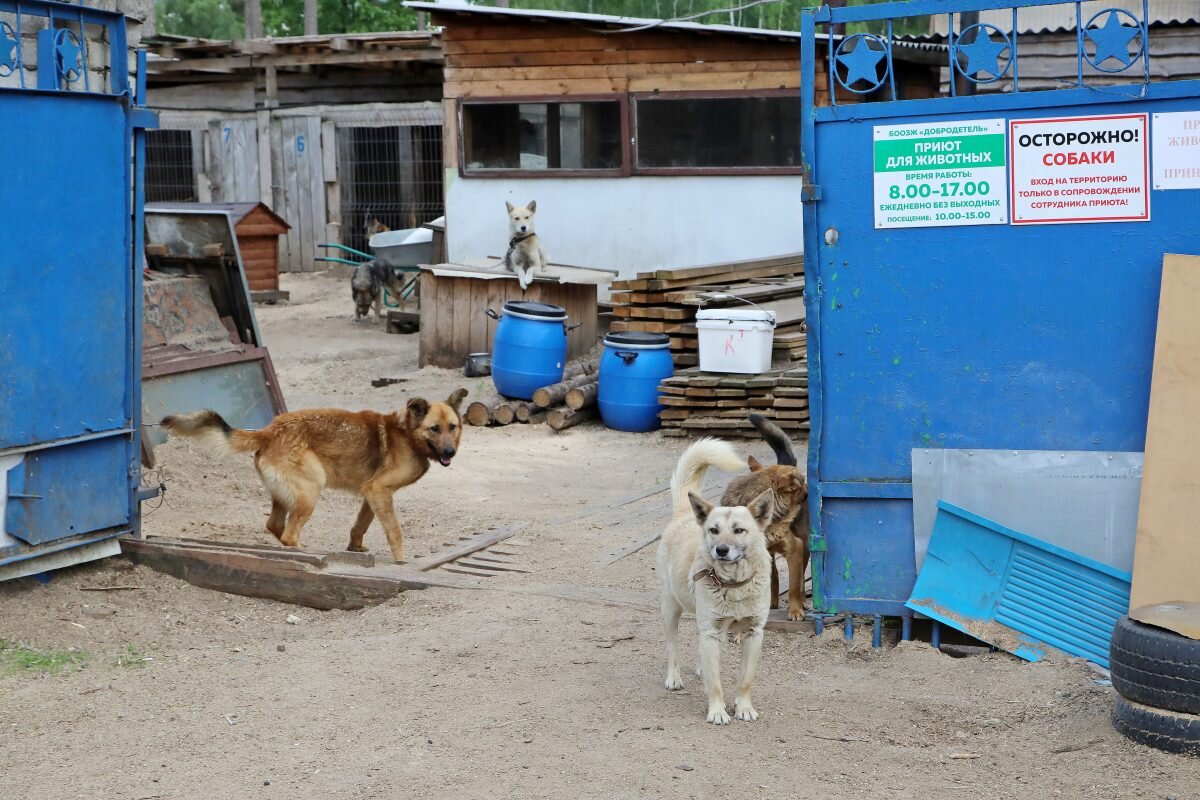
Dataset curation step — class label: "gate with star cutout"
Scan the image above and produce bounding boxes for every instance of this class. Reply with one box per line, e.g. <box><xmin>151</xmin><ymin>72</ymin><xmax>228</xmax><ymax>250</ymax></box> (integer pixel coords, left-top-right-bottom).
<box><xmin>799</xmin><ymin>0</ymin><xmax>1200</xmax><ymax>624</ymax></box>
<box><xmin>0</xmin><ymin>0</ymin><xmax>156</xmax><ymax>575</ymax></box>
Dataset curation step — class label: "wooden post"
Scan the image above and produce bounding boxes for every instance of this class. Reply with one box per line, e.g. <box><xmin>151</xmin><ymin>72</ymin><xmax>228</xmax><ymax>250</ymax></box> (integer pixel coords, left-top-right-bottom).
<box><xmin>493</xmin><ymin>402</ymin><xmax>517</xmax><ymax>426</ymax></box>
<box><xmin>532</xmin><ymin>374</ymin><xmax>598</xmax><ymax>409</ymax></box>
<box><xmin>244</xmin><ymin>0</ymin><xmax>263</xmax><ymax>38</ymax></box>
<box><xmin>565</xmin><ymin>381</ymin><xmax>600</xmax><ymax>411</ymax></box>
<box><xmin>547</xmin><ymin>406</ymin><xmax>598</xmax><ymax>432</ymax></box>
<box><xmin>304</xmin><ymin>0</ymin><xmax>318</xmax><ymax>35</ymax></box>
<box><xmin>466</xmin><ymin>394</ymin><xmax>506</xmax><ymax>426</ymax></box>
<box><xmin>561</xmin><ymin>357</ymin><xmax>600</xmax><ymax>380</ymax></box>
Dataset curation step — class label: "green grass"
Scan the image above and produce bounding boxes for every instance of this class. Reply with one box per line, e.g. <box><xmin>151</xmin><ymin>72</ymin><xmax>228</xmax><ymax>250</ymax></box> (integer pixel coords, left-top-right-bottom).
<box><xmin>115</xmin><ymin>642</ymin><xmax>153</xmax><ymax>669</ymax></box>
<box><xmin>0</xmin><ymin>640</ymin><xmax>88</xmax><ymax>675</ymax></box>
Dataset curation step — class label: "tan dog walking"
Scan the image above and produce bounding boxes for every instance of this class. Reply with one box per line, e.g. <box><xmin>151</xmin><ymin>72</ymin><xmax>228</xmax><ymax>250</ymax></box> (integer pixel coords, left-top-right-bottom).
<box><xmin>161</xmin><ymin>389</ymin><xmax>468</xmax><ymax>562</ymax></box>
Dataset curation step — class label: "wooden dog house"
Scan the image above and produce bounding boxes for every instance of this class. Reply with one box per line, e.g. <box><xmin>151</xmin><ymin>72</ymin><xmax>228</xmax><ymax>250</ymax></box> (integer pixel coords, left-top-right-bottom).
<box><xmin>148</xmin><ymin>202</ymin><xmax>290</xmax><ymax>292</ymax></box>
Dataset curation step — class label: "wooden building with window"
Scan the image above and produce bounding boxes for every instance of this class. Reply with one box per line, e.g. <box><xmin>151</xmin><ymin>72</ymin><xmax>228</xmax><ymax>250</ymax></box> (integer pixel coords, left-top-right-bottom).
<box><xmin>145</xmin><ymin>32</ymin><xmax>445</xmax><ymax>271</ymax></box>
<box><xmin>409</xmin><ymin>1</ymin><xmax>941</xmax><ymax>281</ymax></box>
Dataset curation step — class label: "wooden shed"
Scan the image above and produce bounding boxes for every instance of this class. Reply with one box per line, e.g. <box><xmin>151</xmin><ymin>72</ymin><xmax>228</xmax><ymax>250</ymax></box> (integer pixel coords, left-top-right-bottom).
<box><xmin>147</xmin><ymin>202</ymin><xmax>290</xmax><ymax>292</ymax></box>
<box><xmin>407</xmin><ymin>1</ymin><xmax>943</xmax><ymax>282</ymax></box>
<box><xmin>144</xmin><ymin>32</ymin><xmax>445</xmax><ymax>270</ymax></box>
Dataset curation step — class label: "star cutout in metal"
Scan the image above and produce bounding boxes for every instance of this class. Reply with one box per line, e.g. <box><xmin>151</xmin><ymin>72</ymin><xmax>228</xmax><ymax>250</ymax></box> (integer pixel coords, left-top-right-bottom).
<box><xmin>837</xmin><ymin>37</ymin><xmax>886</xmax><ymax>88</ymax></box>
<box><xmin>957</xmin><ymin>28</ymin><xmax>1009</xmax><ymax>79</ymax></box>
<box><xmin>56</xmin><ymin>33</ymin><xmax>83</xmax><ymax>82</ymax></box>
<box><xmin>1086</xmin><ymin>11</ymin><xmax>1140</xmax><ymax>69</ymax></box>
<box><xmin>0</xmin><ymin>24</ymin><xmax>17</xmax><ymax>74</ymax></box>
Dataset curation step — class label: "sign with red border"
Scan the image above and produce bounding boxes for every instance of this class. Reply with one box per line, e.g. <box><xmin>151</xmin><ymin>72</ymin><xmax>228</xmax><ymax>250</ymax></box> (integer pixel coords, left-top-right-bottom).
<box><xmin>1009</xmin><ymin>113</ymin><xmax>1149</xmax><ymax>225</ymax></box>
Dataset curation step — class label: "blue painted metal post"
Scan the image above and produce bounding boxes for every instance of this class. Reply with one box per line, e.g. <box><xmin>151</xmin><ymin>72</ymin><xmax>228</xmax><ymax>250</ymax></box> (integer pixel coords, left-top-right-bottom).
<box><xmin>1</xmin><ymin>0</ymin><xmax>155</xmax><ymax>574</ymax></box>
<box><xmin>872</xmin><ymin>615</ymin><xmax>883</xmax><ymax>648</ymax></box>
<box><xmin>931</xmin><ymin>621</ymin><xmax>942</xmax><ymax>650</ymax></box>
<box><xmin>843</xmin><ymin>615</ymin><xmax>854</xmax><ymax>641</ymax></box>
<box><xmin>901</xmin><ymin>615</ymin><xmax>913</xmax><ymax>642</ymax></box>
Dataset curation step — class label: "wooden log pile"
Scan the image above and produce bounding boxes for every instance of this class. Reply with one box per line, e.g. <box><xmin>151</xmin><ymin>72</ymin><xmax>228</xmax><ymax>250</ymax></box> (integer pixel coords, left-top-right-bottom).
<box><xmin>608</xmin><ymin>253</ymin><xmax>806</xmax><ymax>368</ymax></box>
<box><xmin>465</xmin><ymin>357</ymin><xmax>600</xmax><ymax>431</ymax></box>
<box><xmin>658</xmin><ymin>365</ymin><xmax>809</xmax><ymax>439</ymax></box>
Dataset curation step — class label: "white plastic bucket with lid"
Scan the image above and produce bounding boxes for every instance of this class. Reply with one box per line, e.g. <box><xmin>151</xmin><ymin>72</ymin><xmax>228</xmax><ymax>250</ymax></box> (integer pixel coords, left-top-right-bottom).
<box><xmin>695</xmin><ymin>308</ymin><xmax>777</xmax><ymax>374</ymax></box>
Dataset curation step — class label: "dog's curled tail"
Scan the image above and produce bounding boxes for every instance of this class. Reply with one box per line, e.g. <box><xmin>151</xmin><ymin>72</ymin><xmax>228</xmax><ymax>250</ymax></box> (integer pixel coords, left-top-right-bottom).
<box><xmin>749</xmin><ymin>413</ymin><xmax>798</xmax><ymax>467</ymax></box>
<box><xmin>160</xmin><ymin>410</ymin><xmax>264</xmax><ymax>458</ymax></box>
<box><xmin>670</xmin><ymin>437</ymin><xmax>744</xmax><ymax>514</ymax></box>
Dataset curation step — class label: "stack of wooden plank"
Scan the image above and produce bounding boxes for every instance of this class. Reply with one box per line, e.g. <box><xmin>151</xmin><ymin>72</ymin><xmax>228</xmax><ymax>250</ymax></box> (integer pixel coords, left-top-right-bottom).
<box><xmin>658</xmin><ymin>365</ymin><xmax>809</xmax><ymax>439</ymax></box>
<box><xmin>608</xmin><ymin>254</ymin><xmax>805</xmax><ymax>368</ymax></box>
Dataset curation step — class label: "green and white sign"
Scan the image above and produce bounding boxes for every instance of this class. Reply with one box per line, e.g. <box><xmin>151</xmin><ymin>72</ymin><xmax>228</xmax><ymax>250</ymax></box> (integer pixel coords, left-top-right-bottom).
<box><xmin>873</xmin><ymin>119</ymin><xmax>1008</xmax><ymax>229</ymax></box>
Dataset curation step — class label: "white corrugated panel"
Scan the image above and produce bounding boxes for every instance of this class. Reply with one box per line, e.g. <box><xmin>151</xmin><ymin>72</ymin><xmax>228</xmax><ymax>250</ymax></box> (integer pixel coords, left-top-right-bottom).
<box><xmin>930</xmin><ymin>0</ymin><xmax>1199</xmax><ymax>35</ymax></box>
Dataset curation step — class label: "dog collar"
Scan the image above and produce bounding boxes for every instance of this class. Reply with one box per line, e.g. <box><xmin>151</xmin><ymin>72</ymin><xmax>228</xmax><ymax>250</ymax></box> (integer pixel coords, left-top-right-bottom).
<box><xmin>693</xmin><ymin>567</ymin><xmax>754</xmax><ymax>590</ymax></box>
<box><xmin>509</xmin><ymin>233</ymin><xmax>533</xmax><ymax>247</ymax></box>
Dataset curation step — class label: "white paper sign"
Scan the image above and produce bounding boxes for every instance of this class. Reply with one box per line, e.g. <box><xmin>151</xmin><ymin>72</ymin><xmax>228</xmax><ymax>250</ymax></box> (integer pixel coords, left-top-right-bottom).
<box><xmin>1010</xmin><ymin>113</ymin><xmax>1149</xmax><ymax>225</ymax></box>
<box><xmin>872</xmin><ymin>119</ymin><xmax>1008</xmax><ymax>229</ymax></box>
<box><xmin>1152</xmin><ymin>111</ymin><xmax>1200</xmax><ymax>190</ymax></box>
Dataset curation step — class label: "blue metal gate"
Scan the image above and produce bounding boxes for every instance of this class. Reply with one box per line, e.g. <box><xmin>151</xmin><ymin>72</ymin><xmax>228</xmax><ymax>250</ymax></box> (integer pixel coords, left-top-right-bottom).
<box><xmin>0</xmin><ymin>0</ymin><xmax>154</xmax><ymax>573</ymax></box>
<box><xmin>800</xmin><ymin>1</ymin><xmax>1200</xmax><ymax>622</ymax></box>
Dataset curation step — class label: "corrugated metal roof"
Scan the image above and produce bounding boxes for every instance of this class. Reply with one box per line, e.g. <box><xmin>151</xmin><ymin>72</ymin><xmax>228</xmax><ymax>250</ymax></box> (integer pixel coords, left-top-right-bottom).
<box><xmin>929</xmin><ymin>0</ymin><xmax>1199</xmax><ymax>36</ymax></box>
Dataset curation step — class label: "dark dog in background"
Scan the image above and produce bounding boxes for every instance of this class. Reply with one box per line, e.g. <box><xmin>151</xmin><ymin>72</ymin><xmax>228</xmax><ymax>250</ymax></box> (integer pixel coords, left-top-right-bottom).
<box><xmin>351</xmin><ymin>261</ymin><xmax>406</xmax><ymax>323</ymax></box>
<box><xmin>720</xmin><ymin>414</ymin><xmax>810</xmax><ymax>620</ymax></box>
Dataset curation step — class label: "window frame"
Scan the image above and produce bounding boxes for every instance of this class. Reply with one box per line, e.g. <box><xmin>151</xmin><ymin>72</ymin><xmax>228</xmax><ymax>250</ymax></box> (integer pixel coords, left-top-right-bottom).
<box><xmin>630</xmin><ymin>89</ymin><xmax>805</xmax><ymax>177</ymax></box>
<box><xmin>457</xmin><ymin>95</ymin><xmax>631</xmax><ymax>178</ymax></box>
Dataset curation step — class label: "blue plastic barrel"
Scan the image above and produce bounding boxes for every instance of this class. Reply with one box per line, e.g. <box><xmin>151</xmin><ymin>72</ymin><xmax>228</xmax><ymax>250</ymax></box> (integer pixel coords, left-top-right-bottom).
<box><xmin>489</xmin><ymin>301</ymin><xmax>569</xmax><ymax>400</ymax></box>
<box><xmin>599</xmin><ymin>332</ymin><xmax>674</xmax><ymax>432</ymax></box>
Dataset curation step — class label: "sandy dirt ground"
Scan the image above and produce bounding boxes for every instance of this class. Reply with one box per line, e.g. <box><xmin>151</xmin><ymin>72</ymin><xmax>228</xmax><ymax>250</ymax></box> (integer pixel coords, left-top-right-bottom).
<box><xmin>2</xmin><ymin>271</ymin><xmax>1197</xmax><ymax>799</ymax></box>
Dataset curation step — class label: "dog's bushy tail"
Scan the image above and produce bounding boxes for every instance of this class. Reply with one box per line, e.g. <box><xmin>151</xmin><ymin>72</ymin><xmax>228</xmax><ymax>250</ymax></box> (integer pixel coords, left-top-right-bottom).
<box><xmin>670</xmin><ymin>438</ymin><xmax>744</xmax><ymax>515</ymax></box>
<box><xmin>161</xmin><ymin>410</ymin><xmax>263</xmax><ymax>458</ymax></box>
<box><xmin>749</xmin><ymin>413</ymin><xmax>797</xmax><ymax>467</ymax></box>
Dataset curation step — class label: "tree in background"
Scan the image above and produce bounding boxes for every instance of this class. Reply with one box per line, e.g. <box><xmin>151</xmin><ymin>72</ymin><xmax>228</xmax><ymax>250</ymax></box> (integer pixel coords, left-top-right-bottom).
<box><xmin>157</xmin><ymin>0</ymin><xmax>245</xmax><ymax>39</ymax></box>
<box><xmin>155</xmin><ymin>0</ymin><xmax>923</xmax><ymax>40</ymax></box>
<box><xmin>158</xmin><ymin>0</ymin><xmax>416</xmax><ymax>38</ymax></box>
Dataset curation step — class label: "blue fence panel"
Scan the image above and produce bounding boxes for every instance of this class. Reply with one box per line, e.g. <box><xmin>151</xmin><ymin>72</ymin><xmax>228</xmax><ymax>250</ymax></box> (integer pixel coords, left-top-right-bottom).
<box><xmin>0</xmin><ymin>0</ymin><xmax>154</xmax><ymax>568</ymax></box>
<box><xmin>801</xmin><ymin>1</ymin><xmax>1200</xmax><ymax>617</ymax></box>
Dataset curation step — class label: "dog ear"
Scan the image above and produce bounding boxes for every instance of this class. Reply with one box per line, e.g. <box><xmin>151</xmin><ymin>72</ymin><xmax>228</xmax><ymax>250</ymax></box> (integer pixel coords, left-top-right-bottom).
<box><xmin>446</xmin><ymin>388</ymin><xmax>468</xmax><ymax>414</ymax></box>
<box><xmin>747</xmin><ymin>489</ymin><xmax>775</xmax><ymax>529</ymax></box>
<box><xmin>527</xmin><ymin>200</ymin><xmax>536</xmax><ymax>213</ymax></box>
<box><xmin>406</xmin><ymin>397</ymin><xmax>430</xmax><ymax>427</ymax></box>
<box><xmin>747</xmin><ymin>455</ymin><xmax>762</xmax><ymax>472</ymax></box>
<box><xmin>688</xmin><ymin>492</ymin><xmax>714</xmax><ymax>527</ymax></box>
<box><xmin>505</xmin><ymin>201</ymin><xmax>514</xmax><ymax>213</ymax></box>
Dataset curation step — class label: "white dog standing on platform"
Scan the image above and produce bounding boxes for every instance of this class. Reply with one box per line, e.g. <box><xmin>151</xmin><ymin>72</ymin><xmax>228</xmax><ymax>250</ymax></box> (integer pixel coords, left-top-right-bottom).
<box><xmin>657</xmin><ymin>438</ymin><xmax>774</xmax><ymax>724</ymax></box>
<box><xmin>502</xmin><ymin>200</ymin><xmax>547</xmax><ymax>290</ymax></box>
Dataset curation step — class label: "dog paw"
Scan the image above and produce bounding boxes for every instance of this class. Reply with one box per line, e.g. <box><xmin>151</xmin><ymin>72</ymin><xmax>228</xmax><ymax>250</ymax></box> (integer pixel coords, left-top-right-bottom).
<box><xmin>706</xmin><ymin>706</ymin><xmax>731</xmax><ymax>725</ymax></box>
<box><xmin>665</xmin><ymin>672</ymin><xmax>684</xmax><ymax>691</ymax></box>
<box><xmin>787</xmin><ymin>606</ymin><xmax>805</xmax><ymax>622</ymax></box>
<box><xmin>346</xmin><ymin>544</ymin><xmax>369</xmax><ymax>553</ymax></box>
<box><xmin>734</xmin><ymin>701</ymin><xmax>759</xmax><ymax>722</ymax></box>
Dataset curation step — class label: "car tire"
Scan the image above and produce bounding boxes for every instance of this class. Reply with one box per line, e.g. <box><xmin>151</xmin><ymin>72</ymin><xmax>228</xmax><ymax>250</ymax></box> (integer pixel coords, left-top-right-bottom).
<box><xmin>1110</xmin><ymin>616</ymin><xmax>1200</xmax><ymax>716</ymax></box>
<box><xmin>1112</xmin><ymin>697</ymin><xmax>1200</xmax><ymax>756</ymax></box>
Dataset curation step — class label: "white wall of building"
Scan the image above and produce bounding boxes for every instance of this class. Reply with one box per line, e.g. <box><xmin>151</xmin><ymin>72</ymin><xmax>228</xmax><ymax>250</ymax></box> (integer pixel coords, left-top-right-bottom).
<box><xmin>445</xmin><ymin>174</ymin><xmax>805</xmax><ymax>282</ymax></box>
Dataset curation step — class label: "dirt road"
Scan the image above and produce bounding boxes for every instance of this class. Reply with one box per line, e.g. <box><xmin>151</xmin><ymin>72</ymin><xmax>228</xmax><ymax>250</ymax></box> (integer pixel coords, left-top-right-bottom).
<box><xmin>1</xmin><ymin>272</ymin><xmax>1194</xmax><ymax>799</ymax></box>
